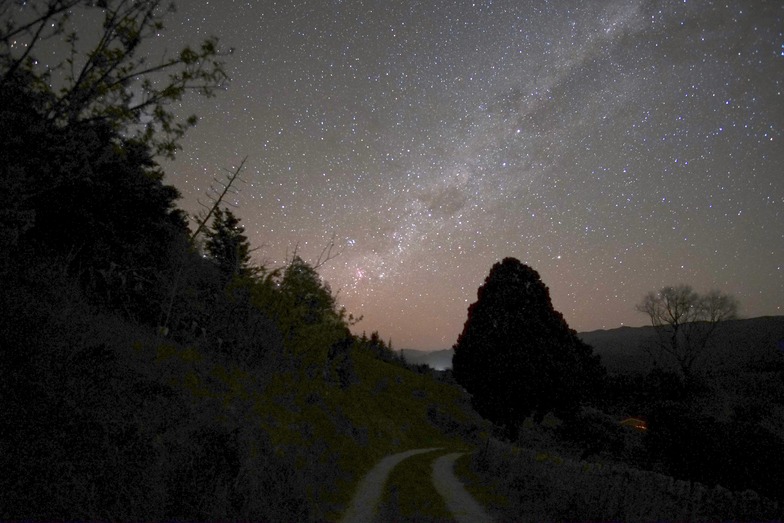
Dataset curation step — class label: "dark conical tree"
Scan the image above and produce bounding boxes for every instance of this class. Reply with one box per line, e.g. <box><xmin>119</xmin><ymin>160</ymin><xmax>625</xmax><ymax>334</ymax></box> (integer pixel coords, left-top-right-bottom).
<box><xmin>279</xmin><ymin>256</ymin><xmax>337</xmax><ymax>326</ymax></box>
<box><xmin>204</xmin><ymin>207</ymin><xmax>253</xmax><ymax>281</ymax></box>
<box><xmin>452</xmin><ymin>258</ymin><xmax>604</xmax><ymax>437</ymax></box>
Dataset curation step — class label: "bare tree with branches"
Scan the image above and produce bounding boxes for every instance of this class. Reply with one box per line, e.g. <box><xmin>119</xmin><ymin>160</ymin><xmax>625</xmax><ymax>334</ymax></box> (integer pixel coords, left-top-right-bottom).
<box><xmin>636</xmin><ymin>284</ymin><xmax>739</xmax><ymax>382</ymax></box>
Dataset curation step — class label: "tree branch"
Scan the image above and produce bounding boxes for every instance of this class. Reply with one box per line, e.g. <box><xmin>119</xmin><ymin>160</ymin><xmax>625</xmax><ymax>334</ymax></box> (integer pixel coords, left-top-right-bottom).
<box><xmin>190</xmin><ymin>157</ymin><xmax>247</xmax><ymax>241</ymax></box>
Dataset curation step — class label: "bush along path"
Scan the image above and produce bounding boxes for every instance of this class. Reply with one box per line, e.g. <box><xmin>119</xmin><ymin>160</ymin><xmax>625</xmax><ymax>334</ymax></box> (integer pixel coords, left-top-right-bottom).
<box><xmin>341</xmin><ymin>448</ymin><xmax>491</xmax><ymax>523</ymax></box>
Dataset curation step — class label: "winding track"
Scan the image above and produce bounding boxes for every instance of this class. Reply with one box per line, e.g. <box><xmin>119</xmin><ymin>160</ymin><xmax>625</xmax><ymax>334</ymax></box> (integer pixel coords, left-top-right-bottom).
<box><xmin>432</xmin><ymin>452</ymin><xmax>493</xmax><ymax>523</ymax></box>
<box><xmin>340</xmin><ymin>448</ymin><xmax>441</xmax><ymax>523</ymax></box>
<box><xmin>340</xmin><ymin>448</ymin><xmax>492</xmax><ymax>523</ymax></box>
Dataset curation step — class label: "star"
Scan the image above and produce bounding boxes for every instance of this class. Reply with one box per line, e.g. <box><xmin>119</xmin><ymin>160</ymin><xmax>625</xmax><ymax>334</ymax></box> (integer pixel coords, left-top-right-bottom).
<box><xmin>146</xmin><ymin>0</ymin><xmax>784</xmax><ymax>348</ymax></box>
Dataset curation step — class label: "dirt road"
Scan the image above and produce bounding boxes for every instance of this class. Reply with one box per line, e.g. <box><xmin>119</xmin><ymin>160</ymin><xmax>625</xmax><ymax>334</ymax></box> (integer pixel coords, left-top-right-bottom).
<box><xmin>340</xmin><ymin>448</ymin><xmax>491</xmax><ymax>522</ymax></box>
<box><xmin>340</xmin><ymin>448</ymin><xmax>442</xmax><ymax>523</ymax></box>
<box><xmin>432</xmin><ymin>452</ymin><xmax>492</xmax><ymax>523</ymax></box>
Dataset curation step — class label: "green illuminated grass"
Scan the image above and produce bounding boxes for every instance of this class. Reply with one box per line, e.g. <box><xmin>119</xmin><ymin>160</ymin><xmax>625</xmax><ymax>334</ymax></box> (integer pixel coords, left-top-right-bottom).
<box><xmin>379</xmin><ymin>449</ymin><xmax>455</xmax><ymax>521</ymax></box>
<box><xmin>453</xmin><ymin>451</ymin><xmax>510</xmax><ymax>517</ymax></box>
<box><xmin>252</xmin><ymin>348</ymin><xmax>485</xmax><ymax>519</ymax></box>
<box><xmin>148</xmin><ymin>336</ymin><xmax>488</xmax><ymax>520</ymax></box>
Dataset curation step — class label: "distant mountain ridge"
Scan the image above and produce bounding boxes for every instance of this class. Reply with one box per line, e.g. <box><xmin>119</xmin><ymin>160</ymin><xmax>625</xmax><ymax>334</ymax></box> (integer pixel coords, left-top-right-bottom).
<box><xmin>581</xmin><ymin>315</ymin><xmax>784</xmax><ymax>374</ymax></box>
<box><xmin>399</xmin><ymin>349</ymin><xmax>454</xmax><ymax>370</ymax></box>
<box><xmin>400</xmin><ymin>316</ymin><xmax>784</xmax><ymax>373</ymax></box>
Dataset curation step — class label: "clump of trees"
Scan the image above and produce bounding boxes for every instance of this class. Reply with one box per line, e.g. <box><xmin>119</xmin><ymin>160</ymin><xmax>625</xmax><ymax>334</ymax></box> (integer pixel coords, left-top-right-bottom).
<box><xmin>0</xmin><ymin>2</ymin><xmax>364</xmax><ymax>520</ymax></box>
<box><xmin>1</xmin><ymin>0</ymin><xmax>230</xmax><ymax>323</ymax></box>
<box><xmin>452</xmin><ymin>258</ymin><xmax>604</xmax><ymax>438</ymax></box>
<box><xmin>204</xmin><ymin>207</ymin><xmax>256</xmax><ymax>282</ymax></box>
<box><xmin>617</xmin><ymin>286</ymin><xmax>784</xmax><ymax>503</ymax></box>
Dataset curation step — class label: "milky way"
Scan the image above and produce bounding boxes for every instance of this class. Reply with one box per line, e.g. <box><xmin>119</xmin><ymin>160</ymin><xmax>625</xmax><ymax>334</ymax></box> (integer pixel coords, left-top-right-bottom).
<box><xmin>157</xmin><ymin>0</ymin><xmax>783</xmax><ymax>349</ymax></box>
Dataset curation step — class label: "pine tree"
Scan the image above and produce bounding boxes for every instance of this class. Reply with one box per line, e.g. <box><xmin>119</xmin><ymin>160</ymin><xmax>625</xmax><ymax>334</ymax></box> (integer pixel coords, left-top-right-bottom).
<box><xmin>279</xmin><ymin>256</ymin><xmax>336</xmax><ymax>326</ymax></box>
<box><xmin>204</xmin><ymin>207</ymin><xmax>253</xmax><ymax>281</ymax></box>
<box><xmin>452</xmin><ymin>258</ymin><xmax>604</xmax><ymax>437</ymax></box>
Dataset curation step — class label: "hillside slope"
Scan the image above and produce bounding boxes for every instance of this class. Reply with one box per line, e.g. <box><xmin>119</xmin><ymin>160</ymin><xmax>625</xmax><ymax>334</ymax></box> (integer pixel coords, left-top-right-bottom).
<box><xmin>400</xmin><ymin>349</ymin><xmax>454</xmax><ymax>370</ymax></box>
<box><xmin>403</xmin><ymin>316</ymin><xmax>784</xmax><ymax>375</ymax></box>
<box><xmin>581</xmin><ymin>316</ymin><xmax>784</xmax><ymax>374</ymax></box>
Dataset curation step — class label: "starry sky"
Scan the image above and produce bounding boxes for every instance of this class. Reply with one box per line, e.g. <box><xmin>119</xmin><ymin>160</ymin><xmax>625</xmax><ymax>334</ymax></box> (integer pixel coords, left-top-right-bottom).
<box><xmin>155</xmin><ymin>0</ymin><xmax>782</xmax><ymax>350</ymax></box>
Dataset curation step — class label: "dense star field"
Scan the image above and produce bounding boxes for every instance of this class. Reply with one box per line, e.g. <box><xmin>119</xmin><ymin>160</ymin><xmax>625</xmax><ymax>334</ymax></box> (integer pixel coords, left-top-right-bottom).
<box><xmin>151</xmin><ymin>1</ymin><xmax>781</xmax><ymax>349</ymax></box>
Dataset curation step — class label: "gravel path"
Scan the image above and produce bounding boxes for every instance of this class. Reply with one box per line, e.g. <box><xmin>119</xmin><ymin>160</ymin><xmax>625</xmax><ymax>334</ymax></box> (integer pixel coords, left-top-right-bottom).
<box><xmin>432</xmin><ymin>452</ymin><xmax>493</xmax><ymax>523</ymax></box>
<box><xmin>340</xmin><ymin>447</ymin><xmax>441</xmax><ymax>523</ymax></box>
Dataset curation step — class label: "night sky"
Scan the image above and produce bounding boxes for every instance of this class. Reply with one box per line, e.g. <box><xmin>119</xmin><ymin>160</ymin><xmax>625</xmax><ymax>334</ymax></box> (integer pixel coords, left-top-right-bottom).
<box><xmin>157</xmin><ymin>1</ymin><xmax>782</xmax><ymax>349</ymax></box>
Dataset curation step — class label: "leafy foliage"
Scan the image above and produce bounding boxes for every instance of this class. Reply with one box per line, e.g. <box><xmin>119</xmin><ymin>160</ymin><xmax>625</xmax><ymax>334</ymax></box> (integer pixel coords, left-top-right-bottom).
<box><xmin>0</xmin><ymin>0</ymin><xmax>228</xmax><ymax>318</ymax></box>
<box><xmin>643</xmin><ymin>399</ymin><xmax>784</xmax><ymax>501</ymax></box>
<box><xmin>280</xmin><ymin>255</ymin><xmax>339</xmax><ymax>327</ymax></box>
<box><xmin>596</xmin><ymin>343</ymin><xmax>784</xmax><ymax>504</ymax></box>
<box><xmin>453</xmin><ymin>258</ymin><xmax>604</xmax><ymax>437</ymax></box>
<box><xmin>0</xmin><ymin>0</ymin><xmax>231</xmax><ymax>157</ymax></box>
<box><xmin>1</xmin><ymin>70</ymin><xmax>190</xmax><ymax>322</ymax></box>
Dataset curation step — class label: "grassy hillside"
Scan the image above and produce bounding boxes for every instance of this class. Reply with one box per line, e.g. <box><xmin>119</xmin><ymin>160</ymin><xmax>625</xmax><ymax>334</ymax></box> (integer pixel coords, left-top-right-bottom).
<box><xmin>139</xmin><ymin>330</ymin><xmax>488</xmax><ymax>520</ymax></box>
<box><xmin>4</xmin><ymin>257</ymin><xmax>779</xmax><ymax>520</ymax></box>
<box><xmin>6</xmin><ymin>272</ymin><xmax>782</xmax><ymax>520</ymax></box>
<box><xmin>0</xmin><ymin>259</ymin><xmax>487</xmax><ymax>521</ymax></box>
<box><xmin>254</xmin><ymin>347</ymin><xmax>487</xmax><ymax>518</ymax></box>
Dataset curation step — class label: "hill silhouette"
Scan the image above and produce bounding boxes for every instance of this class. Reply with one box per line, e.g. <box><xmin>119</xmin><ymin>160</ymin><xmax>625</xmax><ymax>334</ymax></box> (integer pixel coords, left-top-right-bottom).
<box><xmin>581</xmin><ymin>316</ymin><xmax>784</xmax><ymax>375</ymax></box>
<box><xmin>403</xmin><ymin>316</ymin><xmax>784</xmax><ymax>375</ymax></box>
<box><xmin>400</xmin><ymin>349</ymin><xmax>454</xmax><ymax>370</ymax></box>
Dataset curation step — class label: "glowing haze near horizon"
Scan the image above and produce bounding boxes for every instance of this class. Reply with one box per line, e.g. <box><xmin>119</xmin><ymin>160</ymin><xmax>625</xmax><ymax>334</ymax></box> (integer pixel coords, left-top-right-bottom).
<box><xmin>160</xmin><ymin>1</ymin><xmax>781</xmax><ymax>349</ymax></box>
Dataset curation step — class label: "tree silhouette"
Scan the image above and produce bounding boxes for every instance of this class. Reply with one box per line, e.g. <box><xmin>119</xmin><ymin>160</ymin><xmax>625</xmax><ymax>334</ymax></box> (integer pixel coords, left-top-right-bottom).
<box><xmin>452</xmin><ymin>258</ymin><xmax>603</xmax><ymax>437</ymax></box>
<box><xmin>0</xmin><ymin>69</ymin><xmax>190</xmax><ymax>322</ymax></box>
<box><xmin>1</xmin><ymin>0</ymin><xmax>231</xmax><ymax>158</ymax></box>
<box><xmin>279</xmin><ymin>256</ymin><xmax>337</xmax><ymax>327</ymax></box>
<box><xmin>1</xmin><ymin>1</ymin><xmax>230</xmax><ymax>317</ymax></box>
<box><xmin>636</xmin><ymin>284</ymin><xmax>739</xmax><ymax>383</ymax></box>
<box><xmin>204</xmin><ymin>207</ymin><xmax>254</xmax><ymax>282</ymax></box>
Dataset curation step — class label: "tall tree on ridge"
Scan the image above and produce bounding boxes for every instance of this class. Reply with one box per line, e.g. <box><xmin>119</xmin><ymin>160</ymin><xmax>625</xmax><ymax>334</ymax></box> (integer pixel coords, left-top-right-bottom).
<box><xmin>453</xmin><ymin>258</ymin><xmax>603</xmax><ymax>437</ymax></box>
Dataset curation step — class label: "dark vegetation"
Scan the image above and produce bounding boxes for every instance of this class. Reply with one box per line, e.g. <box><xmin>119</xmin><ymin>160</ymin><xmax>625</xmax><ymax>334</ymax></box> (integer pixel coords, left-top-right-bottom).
<box><xmin>453</xmin><ymin>258</ymin><xmax>605</xmax><ymax>437</ymax></box>
<box><xmin>453</xmin><ymin>260</ymin><xmax>783</xmax><ymax>519</ymax></box>
<box><xmin>635</xmin><ymin>284</ymin><xmax>739</xmax><ymax>383</ymax></box>
<box><xmin>591</xmin><ymin>316</ymin><xmax>784</xmax><ymax>505</ymax></box>
<box><xmin>1</xmin><ymin>2</ymin><xmax>484</xmax><ymax>520</ymax></box>
<box><xmin>3</xmin><ymin>1</ymin><xmax>783</xmax><ymax>521</ymax></box>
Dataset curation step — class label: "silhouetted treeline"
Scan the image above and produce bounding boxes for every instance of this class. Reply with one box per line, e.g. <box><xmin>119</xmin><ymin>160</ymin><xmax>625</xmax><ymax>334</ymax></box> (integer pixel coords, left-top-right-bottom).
<box><xmin>451</xmin><ymin>258</ymin><xmax>783</xmax><ymax>509</ymax></box>
<box><xmin>0</xmin><ymin>5</ymin><xmax>400</xmax><ymax>517</ymax></box>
